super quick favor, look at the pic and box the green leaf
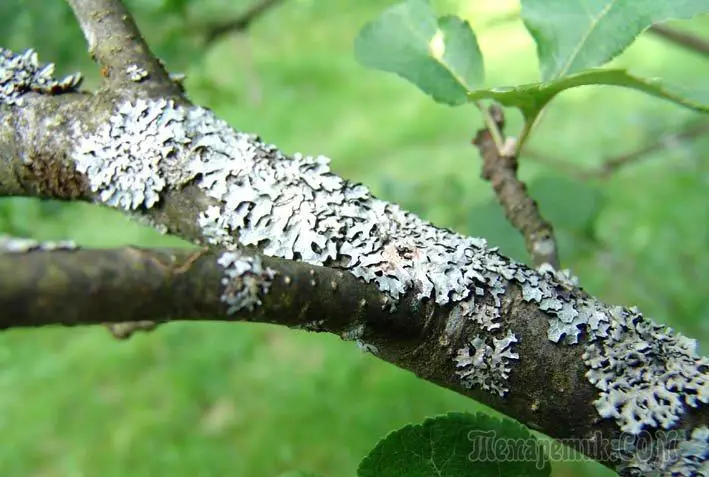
[468,68,709,126]
[357,412,551,477]
[521,0,709,80]
[354,0,484,105]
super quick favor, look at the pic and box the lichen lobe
[455,330,519,396]
[217,250,276,314]
[0,48,81,105]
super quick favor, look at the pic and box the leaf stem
[475,101,506,153]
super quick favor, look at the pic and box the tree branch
[0,1,706,474]
[65,0,183,97]
[0,236,395,337]
[523,120,709,180]
[473,105,561,269]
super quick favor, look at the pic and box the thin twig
[0,242,390,335]
[473,105,561,269]
[649,24,709,58]
[65,0,183,97]
[523,120,709,179]
[519,149,590,180]
[202,0,285,46]
[596,120,709,177]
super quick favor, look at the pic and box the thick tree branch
[474,105,561,269]
[0,1,706,474]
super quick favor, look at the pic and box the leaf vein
[557,0,619,78]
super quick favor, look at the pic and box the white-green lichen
[0,48,81,105]
[217,250,275,314]
[0,235,76,253]
[583,307,709,434]
[454,331,519,397]
[71,98,195,210]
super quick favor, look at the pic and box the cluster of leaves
[354,0,709,153]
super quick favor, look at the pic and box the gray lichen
[583,307,709,434]
[0,48,81,105]
[126,64,149,82]
[454,330,519,397]
[217,250,275,314]
[72,98,195,210]
[0,235,76,253]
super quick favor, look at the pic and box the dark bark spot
[21,150,90,200]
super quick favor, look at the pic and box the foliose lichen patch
[454,331,519,396]
[72,98,195,210]
[217,250,275,314]
[0,235,76,253]
[0,48,81,105]
[583,307,709,434]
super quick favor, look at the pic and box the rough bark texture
[0,2,707,475]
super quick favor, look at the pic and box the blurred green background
[1,0,708,475]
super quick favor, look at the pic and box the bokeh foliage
[0,0,707,475]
